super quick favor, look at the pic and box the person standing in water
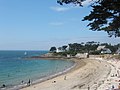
[27,79,31,86]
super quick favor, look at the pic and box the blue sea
[0,51,74,89]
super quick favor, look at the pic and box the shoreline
[20,58,86,90]
[3,58,82,90]
[22,58,120,90]
[4,56,119,90]
[21,58,114,90]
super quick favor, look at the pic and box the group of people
[0,79,31,89]
[21,79,31,86]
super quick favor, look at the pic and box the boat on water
[24,52,27,55]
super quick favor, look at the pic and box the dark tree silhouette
[62,45,68,51]
[57,0,85,6]
[49,46,57,52]
[57,0,120,37]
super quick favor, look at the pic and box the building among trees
[101,48,112,54]
[116,48,120,54]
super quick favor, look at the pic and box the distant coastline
[26,52,72,60]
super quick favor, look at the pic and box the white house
[97,46,106,51]
[75,53,88,58]
[56,45,69,53]
[101,48,112,54]
[67,54,71,58]
[97,45,111,54]
[56,47,64,53]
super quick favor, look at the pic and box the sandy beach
[21,57,120,90]
[97,58,120,90]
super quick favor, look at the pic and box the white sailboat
[24,52,27,55]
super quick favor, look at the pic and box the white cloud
[82,0,94,6]
[50,6,70,12]
[49,22,64,26]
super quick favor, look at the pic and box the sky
[0,0,120,50]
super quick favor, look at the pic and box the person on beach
[64,76,66,80]
[111,85,114,90]
[21,80,24,84]
[27,79,31,86]
[0,84,6,88]
[88,85,90,90]
[118,83,120,89]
